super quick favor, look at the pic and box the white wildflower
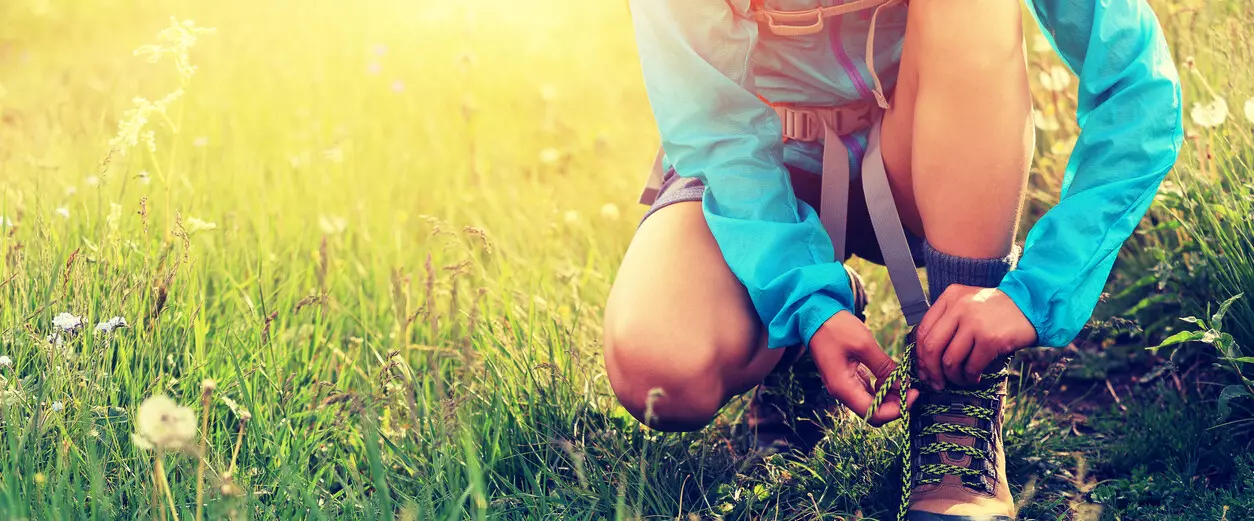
[1038,66,1072,92]
[88,428,100,438]
[222,396,252,421]
[132,395,197,451]
[55,207,69,219]
[50,401,64,412]
[540,84,558,103]
[184,217,217,234]
[95,316,128,333]
[323,147,343,163]
[46,334,64,347]
[138,171,152,185]
[1,389,23,407]
[1031,34,1052,54]
[1191,97,1228,128]
[539,148,561,165]
[600,203,620,221]
[1244,98,1254,123]
[52,312,83,332]
[564,210,579,224]
[318,215,348,235]
[0,356,11,368]
[1032,109,1060,132]
[0,216,11,228]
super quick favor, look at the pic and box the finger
[856,364,875,394]
[919,309,959,391]
[913,294,951,356]
[964,339,1003,386]
[823,362,882,425]
[942,324,976,387]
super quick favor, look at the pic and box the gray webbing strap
[860,119,930,325]
[819,121,851,263]
[640,146,666,205]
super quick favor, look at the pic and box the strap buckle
[774,103,877,142]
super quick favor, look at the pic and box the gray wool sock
[923,241,1020,303]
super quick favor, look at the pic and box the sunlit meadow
[1,1,1252,519]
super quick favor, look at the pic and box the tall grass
[0,0,1250,519]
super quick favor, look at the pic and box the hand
[809,310,919,427]
[915,285,1037,390]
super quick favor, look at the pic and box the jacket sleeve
[1001,0,1185,347]
[628,0,856,349]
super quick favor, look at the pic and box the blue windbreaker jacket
[628,0,1183,349]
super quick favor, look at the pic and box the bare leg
[881,0,1033,258]
[879,1,1033,517]
[603,202,782,432]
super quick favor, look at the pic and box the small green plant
[1152,293,1254,427]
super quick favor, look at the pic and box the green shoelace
[862,342,1009,521]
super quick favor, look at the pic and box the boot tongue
[910,358,1010,493]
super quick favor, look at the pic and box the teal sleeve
[628,0,855,349]
[1004,0,1185,347]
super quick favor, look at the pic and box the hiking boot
[747,264,869,454]
[905,328,1015,521]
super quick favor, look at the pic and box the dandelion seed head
[318,215,348,235]
[600,203,620,221]
[1031,34,1052,54]
[1191,97,1228,128]
[95,316,128,333]
[1038,66,1071,93]
[55,207,70,219]
[133,395,197,451]
[52,312,83,332]
[323,147,344,163]
[184,217,217,234]
[539,148,561,165]
[1032,109,1060,132]
[0,356,11,368]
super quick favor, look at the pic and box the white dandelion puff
[318,215,348,235]
[1031,34,1052,54]
[540,84,558,103]
[184,217,217,234]
[95,316,128,333]
[55,207,70,219]
[0,356,11,368]
[323,147,344,163]
[600,203,620,221]
[1244,98,1254,123]
[132,395,197,451]
[50,401,64,412]
[52,312,83,332]
[1038,66,1072,92]
[1191,97,1228,128]
[539,148,561,165]
[1032,109,1060,132]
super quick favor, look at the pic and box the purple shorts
[641,165,927,267]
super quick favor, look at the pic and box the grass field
[1,1,1252,519]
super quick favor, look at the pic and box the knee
[603,317,744,432]
[910,0,1025,78]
